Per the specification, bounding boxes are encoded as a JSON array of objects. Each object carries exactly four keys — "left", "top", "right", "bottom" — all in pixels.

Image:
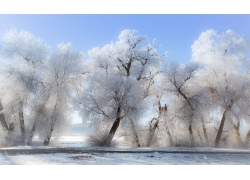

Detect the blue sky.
[{"left": 1, "top": 14, "right": 250, "bottom": 64}]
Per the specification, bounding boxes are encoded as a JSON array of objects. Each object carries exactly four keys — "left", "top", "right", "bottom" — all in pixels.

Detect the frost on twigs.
[
  {"left": 2, "top": 27, "right": 250, "bottom": 149},
  {"left": 0, "top": 28, "right": 86, "bottom": 147},
  {"left": 74, "top": 29, "right": 162, "bottom": 147}
]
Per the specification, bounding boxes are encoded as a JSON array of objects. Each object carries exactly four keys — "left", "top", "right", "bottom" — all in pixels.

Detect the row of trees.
[
  {"left": 1, "top": 28, "right": 250, "bottom": 148},
  {"left": 0, "top": 29, "right": 87, "bottom": 146}
]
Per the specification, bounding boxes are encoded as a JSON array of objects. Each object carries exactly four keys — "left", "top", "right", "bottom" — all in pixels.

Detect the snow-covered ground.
[
  {"left": 1, "top": 135, "right": 249, "bottom": 180},
  {"left": 1, "top": 136, "right": 250, "bottom": 165},
  {"left": 1, "top": 125, "right": 250, "bottom": 165},
  {"left": 1, "top": 148, "right": 250, "bottom": 165}
]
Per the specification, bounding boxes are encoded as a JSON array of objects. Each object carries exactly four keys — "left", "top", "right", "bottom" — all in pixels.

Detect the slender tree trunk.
[
  {"left": 201, "top": 117, "right": 209, "bottom": 146},
  {"left": 177, "top": 88, "right": 194, "bottom": 111},
  {"left": 245, "top": 129, "right": 250, "bottom": 148},
  {"left": 0, "top": 100, "right": 9, "bottom": 132},
  {"left": 19, "top": 101, "right": 25, "bottom": 145},
  {"left": 43, "top": 111, "right": 56, "bottom": 146},
  {"left": 232, "top": 122, "right": 244, "bottom": 148},
  {"left": 188, "top": 123, "right": 194, "bottom": 147},
  {"left": 106, "top": 105, "right": 122, "bottom": 146},
  {"left": 27, "top": 121, "right": 36, "bottom": 146},
  {"left": 165, "top": 122, "right": 173, "bottom": 146},
  {"left": 43, "top": 98, "right": 59, "bottom": 146},
  {"left": 43, "top": 110, "right": 56, "bottom": 146},
  {"left": 27, "top": 110, "right": 39, "bottom": 146},
  {"left": 130, "top": 119, "right": 141, "bottom": 147},
  {"left": 214, "top": 108, "right": 227, "bottom": 147},
  {"left": 177, "top": 88, "right": 195, "bottom": 146},
  {"left": 28, "top": 106, "right": 44, "bottom": 145},
  {"left": 43, "top": 123, "right": 54, "bottom": 146},
  {"left": 197, "top": 130, "right": 203, "bottom": 145},
  {"left": 147, "top": 118, "right": 159, "bottom": 146}
]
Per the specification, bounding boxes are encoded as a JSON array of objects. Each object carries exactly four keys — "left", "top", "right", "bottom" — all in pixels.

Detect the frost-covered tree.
[
  {"left": 75, "top": 29, "right": 162, "bottom": 147},
  {"left": 41, "top": 43, "right": 86, "bottom": 145},
  {"left": 0, "top": 28, "right": 49, "bottom": 145},
  {"left": 162, "top": 61, "right": 209, "bottom": 147},
  {"left": 191, "top": 29, "right": 250, "bottom": 147},
  {"left": 0, "top": 29, "right": 86, "bottom": 147}
]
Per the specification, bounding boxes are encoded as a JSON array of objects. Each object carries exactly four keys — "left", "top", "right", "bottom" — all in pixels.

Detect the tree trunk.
[
  {"left": 28, "top": 106, "right": 44, "bottom": 145},
  {"left": 106, "top": 105, "right": 122, "bottom": 146},
  {"left": 165, "top": 122, "right": 173, "bottom": 146},
  {"left": 19, "top": 101, "right": 25, "bottom": 145},
  {"left": 43, "top": 123, "right": 54, "bottom": 146},
  {"left": 245, "top": 129, "right": 250, "bottom": 148},
  {"left": 43, "top": 99, "right": 58, "bottom": 146},
  {"left": 232, "top": 122, "right": 244, "bottom": 148},
  {"left": 147, "top": 118, "right": 159, "bottom": 146},
  {"left": 177, "top": 88, "right": 194, "bottom": 111},
  {"left": 176, "top": 88, "right": 195, "bottom": 146},
  {"left": 214, "top": 108, "right": 227, "bottom": 147},
  {"left": 197, "top": 130, "right": 203, "bottom": 145},
  {"left": 130, "top": 119, "right": 141, "bottom": 147},
  {"left": 188, "top": 123, "right": 194, "bottom": 147},
  {"left": 0, "top": 100, "right": 9, "bottom": 132},
  {"left": 27, "top": 121, "right": 36, "bottom": 146},
  {"left": 202, "top": 117, "right": 209, "bottom": 146}
]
